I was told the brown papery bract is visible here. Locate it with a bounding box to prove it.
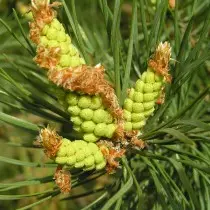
[148,42,172,83]
[98,142,126,174]
[30,0,61,44]
[48,64,123,120]
[169,0,175,9]
[54,166,71,193]
[34,46,60,70]
[38,127,62,158]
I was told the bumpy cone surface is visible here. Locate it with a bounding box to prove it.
[55,139,107,171]
[65,92,117,142]
[123,68,164,131]
[123,42,171,132]
[38,128,107,171]
[37,18,85,69]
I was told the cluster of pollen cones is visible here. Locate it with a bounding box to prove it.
[30,0,171,193]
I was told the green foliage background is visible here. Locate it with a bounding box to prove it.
[0,0,209,209]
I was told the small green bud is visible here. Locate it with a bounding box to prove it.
[84,164,95,171]
[40,36,49,45]
[69,56,82,67]
[88,142,99,154]
[132,121,145,130]
[153,92,159,98]
[90,96,102,109]
[68,106,81,116]
[75,161,84,168]
[73,140,88,150]
[60,25,65,32]
[124,122,133,131]
[24,11,33,20]
[92,109,108,124]
[41,25,49,35]
[55,156,67,165]
[145,70,155,83]
[57,30,67,42]
[84,155,95,167]
[141,72,147,82]
[73,125,82,132]
[131,113,145,122]
[81,121,95,133]
[50,19,61,31]
[80,109,94,120]
[143,93,155,102]
[46,27,57,40]
[78,96,91,109]
[66,146,75,156]
[105,124,116,138]
[57,146,67,157]
[96,161,106,170]
[153,82,162,91]
[133,92,143,103]
[84,133,99,142]
[105,112,113,124]
[143,83,153,93]
[128,88,135,100]
[62,138,71,147]
[69,45,78,56]
[144,108,155,117]
[80,58,86,64]
[94,123,107,137]
[82,147,92,157]
[123,110,131,121]
[155,73,162,82]
[143,102,155,110]
[66,156,76,165]
[123,98,133,112]
[60,54,71,67]
[98,105,104,109]
[135,80,144,92]
[94,151,104,164]
[60,42,70,54]
[71,116,83,125]
[66,36,71,44]
[48,40,59,48]
[76,150,85,161]
[132,103,144,113]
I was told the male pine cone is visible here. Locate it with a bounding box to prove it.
[38,128,107,171]
[38,18,85,68]
[123,42,172,132]
[55,139,106,171]
[65,92,117,142]
[123,68,164,131]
